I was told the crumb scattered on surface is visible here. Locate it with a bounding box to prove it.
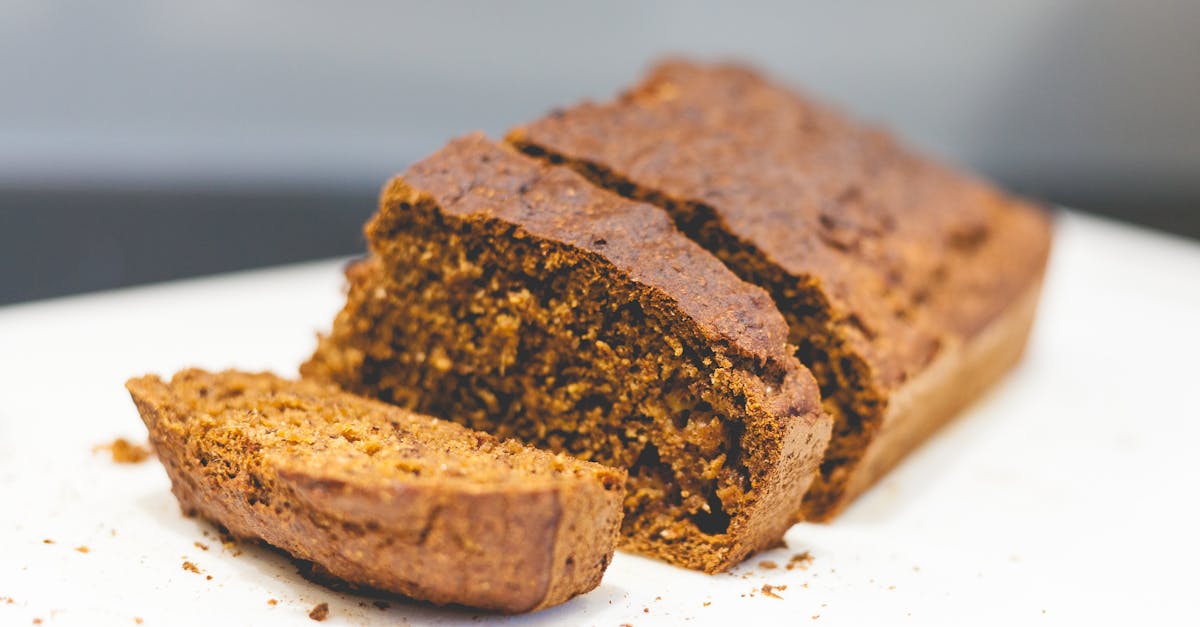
[643,607,649,613]
[267,599,278,606]
[75,545,90,553]
[703,601,711,607]
[95,438,152,464]
[655,596,662,601]
[216,531,242,556]
[308,602,330,621]
[181,561,201,574]
[42,539,53,545]
[205,575,212,581]
[888,585,896,590]
[135,618,143,624]
[811,615,820,620]
[759,560,778,569]
[787,551,813,570]
[761,584,786,599]
[33,619,42,625]
[194,542,209,551]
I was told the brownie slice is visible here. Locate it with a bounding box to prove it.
[508,60,1053,519]
[303,134,831,572]
[127,369,625,613]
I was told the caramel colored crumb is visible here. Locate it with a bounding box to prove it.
[703,601,711,607]
[42,539,53,545]
[759,560,778,569]
[75,545,90,554]
[308,602,330,621]
[95,438,152,464]
[267,599,278,606]
[787,551,813,570]
[33,619,42,625]
[181,561,201,574]
[761,584,786,599]
[135,619,143,625]
[193,542,209,551]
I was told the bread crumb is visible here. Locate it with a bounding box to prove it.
[759,560,778,569]
[267,599,278,606]
[643,606,649,613]
[194,542,209,551]
[205,575,213,581]
[33,619,42,625]
[95,438,152,464]
[702,601,711,607]
[181,561,201,574]
[786,551,813,570]
[135,618,143,624]
[811,615,820,620]
[75,545,90,553]
[42,539,53,545]
[761,583,786,599]
[308,602,330,621]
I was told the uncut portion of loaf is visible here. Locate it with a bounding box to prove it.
[126,369,625,613]
[509,60,1053,520]
[303,134,831,573]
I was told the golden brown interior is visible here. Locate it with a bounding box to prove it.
[307,197,789,569]
[510,141,883,520]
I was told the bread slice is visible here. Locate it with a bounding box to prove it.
[302,134,831,573]
[126,369,625,613]
[508,60,1053,520]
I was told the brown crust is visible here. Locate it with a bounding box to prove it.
[508,59,1053,519]
[304,135,831,571]
[396,133,792,367]
[843,277,1045,504]
[126,369,625,613]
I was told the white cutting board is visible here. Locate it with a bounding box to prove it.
[1,210,1197,626]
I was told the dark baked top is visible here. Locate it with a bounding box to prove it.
[511,60,1053,389]
[390,132,793,368]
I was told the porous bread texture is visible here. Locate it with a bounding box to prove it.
[127,369,625,613]
[303,134,830,573]
[508,59,1053,519]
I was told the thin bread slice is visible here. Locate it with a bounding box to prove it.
[302,134,831,572]
[126,369,625,613]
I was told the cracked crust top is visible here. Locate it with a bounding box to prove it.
[511,60,1053,389]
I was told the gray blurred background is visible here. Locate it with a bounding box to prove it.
[2,0,1198,305]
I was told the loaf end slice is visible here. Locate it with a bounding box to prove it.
[126,369,625,613]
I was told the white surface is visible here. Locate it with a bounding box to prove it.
[1,211,1198,626]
